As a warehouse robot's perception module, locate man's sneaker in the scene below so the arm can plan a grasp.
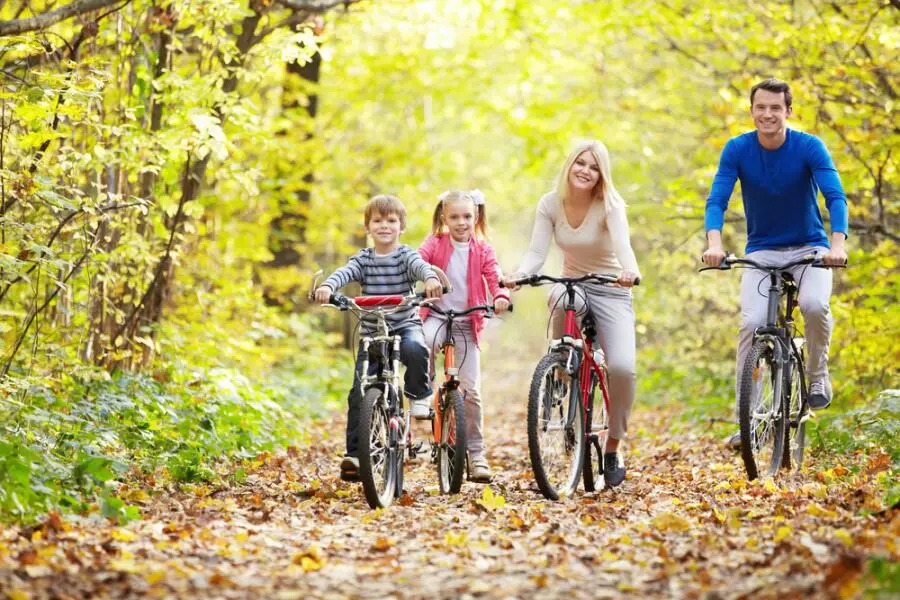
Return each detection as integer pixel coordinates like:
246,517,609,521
340,455,359,482
411,398,432,420
725,430,741,450
468,453,493,483
603,452,626,488
808,379,832,410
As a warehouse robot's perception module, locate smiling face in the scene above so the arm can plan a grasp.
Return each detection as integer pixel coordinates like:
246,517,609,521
366,211,403,251
751,88,791,137
442,197,477,243
568,150,602,194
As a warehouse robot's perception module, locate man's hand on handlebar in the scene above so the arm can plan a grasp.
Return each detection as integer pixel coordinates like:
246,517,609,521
822,246,848,267
702,245,726,268
314,285,333,304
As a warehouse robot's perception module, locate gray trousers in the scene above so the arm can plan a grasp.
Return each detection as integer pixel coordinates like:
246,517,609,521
735,246,833,413
423,317,485,456
548,283,636,440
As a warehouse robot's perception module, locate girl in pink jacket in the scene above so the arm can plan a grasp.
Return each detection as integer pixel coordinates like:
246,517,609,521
418,189,510,483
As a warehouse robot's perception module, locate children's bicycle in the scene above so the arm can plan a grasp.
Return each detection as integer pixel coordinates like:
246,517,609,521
426,302,508,490
504,273,634,500
700,253,844,480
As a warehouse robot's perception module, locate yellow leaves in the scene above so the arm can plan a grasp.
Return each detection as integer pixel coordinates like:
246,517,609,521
774,526,792,543
110,529,136,542
833,529,853,547
476,487,505,511
7,590,30,600
145,570,167,585
763,479,780,494
292,546,325,572
360,508,384,523
800,482,828,500
580,514,595,525
807,503,839,519
650,512,691,533
444,532,468,547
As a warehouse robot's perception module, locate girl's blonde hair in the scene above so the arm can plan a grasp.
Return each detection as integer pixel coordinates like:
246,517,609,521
430,189,489,239
555,140,625,216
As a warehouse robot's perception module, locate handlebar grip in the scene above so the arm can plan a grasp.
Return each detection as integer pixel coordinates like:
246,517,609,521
508,303,513,313
442,285,452,294
632,277,641,287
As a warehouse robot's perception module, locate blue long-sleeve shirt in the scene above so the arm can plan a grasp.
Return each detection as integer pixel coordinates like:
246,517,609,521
704,129,848,253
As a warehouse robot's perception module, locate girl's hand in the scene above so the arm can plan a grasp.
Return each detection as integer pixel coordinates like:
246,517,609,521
424,277,443,299
314,285,333,304
493,298,510,315
617,271,640,288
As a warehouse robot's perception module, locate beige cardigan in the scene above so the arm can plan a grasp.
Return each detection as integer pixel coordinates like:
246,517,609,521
515,191,641,278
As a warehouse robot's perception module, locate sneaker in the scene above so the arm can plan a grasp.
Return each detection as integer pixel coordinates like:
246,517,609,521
808,379,832,410
340,455,359,482
468,453,493,483
603,452,626,488
410,398,432,420
725,430,741,450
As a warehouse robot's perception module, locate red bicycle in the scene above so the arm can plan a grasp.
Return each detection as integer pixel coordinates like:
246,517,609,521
506,273,635,499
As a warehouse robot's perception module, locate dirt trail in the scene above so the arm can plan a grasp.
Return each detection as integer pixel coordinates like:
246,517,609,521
1,323,896,599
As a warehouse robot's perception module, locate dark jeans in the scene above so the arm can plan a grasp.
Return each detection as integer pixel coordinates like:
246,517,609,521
346,324,431,456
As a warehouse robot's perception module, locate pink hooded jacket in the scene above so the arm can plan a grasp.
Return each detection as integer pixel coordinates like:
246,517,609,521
418,233,510,348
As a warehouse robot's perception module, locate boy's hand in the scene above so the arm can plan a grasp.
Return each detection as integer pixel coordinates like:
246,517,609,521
314,285,333,304
494,298,510,315
424,277,443,299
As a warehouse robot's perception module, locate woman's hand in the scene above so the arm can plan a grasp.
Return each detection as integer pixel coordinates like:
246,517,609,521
314,285,333,304
617,271,640,287
500,275,521,291
493,298,511,315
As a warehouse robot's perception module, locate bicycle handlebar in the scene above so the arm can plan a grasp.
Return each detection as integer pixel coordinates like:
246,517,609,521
698,253,848,274
426,302,513,318
324,286,451,312
501,272,638,288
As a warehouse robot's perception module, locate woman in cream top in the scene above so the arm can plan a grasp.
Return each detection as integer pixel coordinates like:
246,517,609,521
506,139,640,488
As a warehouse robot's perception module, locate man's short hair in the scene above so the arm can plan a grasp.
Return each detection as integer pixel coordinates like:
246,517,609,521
364,195,407,229
751,78,793,110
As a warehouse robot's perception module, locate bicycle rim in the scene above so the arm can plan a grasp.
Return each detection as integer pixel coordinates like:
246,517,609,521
527,353,584,500
358,387,396,508
739,341,787,480
785,355,807,471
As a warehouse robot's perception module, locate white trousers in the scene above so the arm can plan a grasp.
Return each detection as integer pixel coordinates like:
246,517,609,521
423,316,485,455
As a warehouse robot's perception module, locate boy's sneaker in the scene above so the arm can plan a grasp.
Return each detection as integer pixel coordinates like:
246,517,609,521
603,452,626,488
468,453,493,483
340,456,359,482
411,398,431,420
725,430,741,450
808,379,832,410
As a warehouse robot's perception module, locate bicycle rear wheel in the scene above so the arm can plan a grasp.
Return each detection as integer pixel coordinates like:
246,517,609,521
583,372,607,492
738,341,787,480
527,352,584,500
783,353,807,471
437,388,467,494
358,387,397,509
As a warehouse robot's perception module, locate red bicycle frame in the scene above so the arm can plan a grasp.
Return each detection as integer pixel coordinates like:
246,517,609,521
562,308,611,421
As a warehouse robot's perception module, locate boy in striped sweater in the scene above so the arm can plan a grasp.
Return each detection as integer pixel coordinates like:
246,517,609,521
315,195,443,481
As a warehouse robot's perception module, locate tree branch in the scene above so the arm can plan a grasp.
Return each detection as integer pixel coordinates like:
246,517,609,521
848,221,900,244
0,0,121,35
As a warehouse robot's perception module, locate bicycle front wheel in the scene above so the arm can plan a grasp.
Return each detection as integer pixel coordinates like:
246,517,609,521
738,341,787,481
527,352,584,500
437,388,466,494
358,387,397,509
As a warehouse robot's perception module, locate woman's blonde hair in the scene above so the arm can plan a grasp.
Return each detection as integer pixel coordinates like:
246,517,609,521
555,140,625,216
430,189,489,239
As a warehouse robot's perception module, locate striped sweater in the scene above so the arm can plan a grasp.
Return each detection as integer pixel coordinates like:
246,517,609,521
322,245,437,333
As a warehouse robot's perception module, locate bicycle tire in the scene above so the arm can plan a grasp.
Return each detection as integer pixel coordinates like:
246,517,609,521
583,372,608,492
437,388,467,494
783,353,807,471
738,341,787,481
358,387,397,509
528,352,585,500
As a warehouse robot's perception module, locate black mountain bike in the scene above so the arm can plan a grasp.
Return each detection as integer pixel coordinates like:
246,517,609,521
701,253,844,480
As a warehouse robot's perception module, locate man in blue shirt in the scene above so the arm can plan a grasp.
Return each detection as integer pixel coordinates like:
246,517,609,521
702,78,849,444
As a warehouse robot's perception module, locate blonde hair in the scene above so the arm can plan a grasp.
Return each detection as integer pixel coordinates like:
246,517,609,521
430,189,489,239
555,140,625,216
364,194,406,229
